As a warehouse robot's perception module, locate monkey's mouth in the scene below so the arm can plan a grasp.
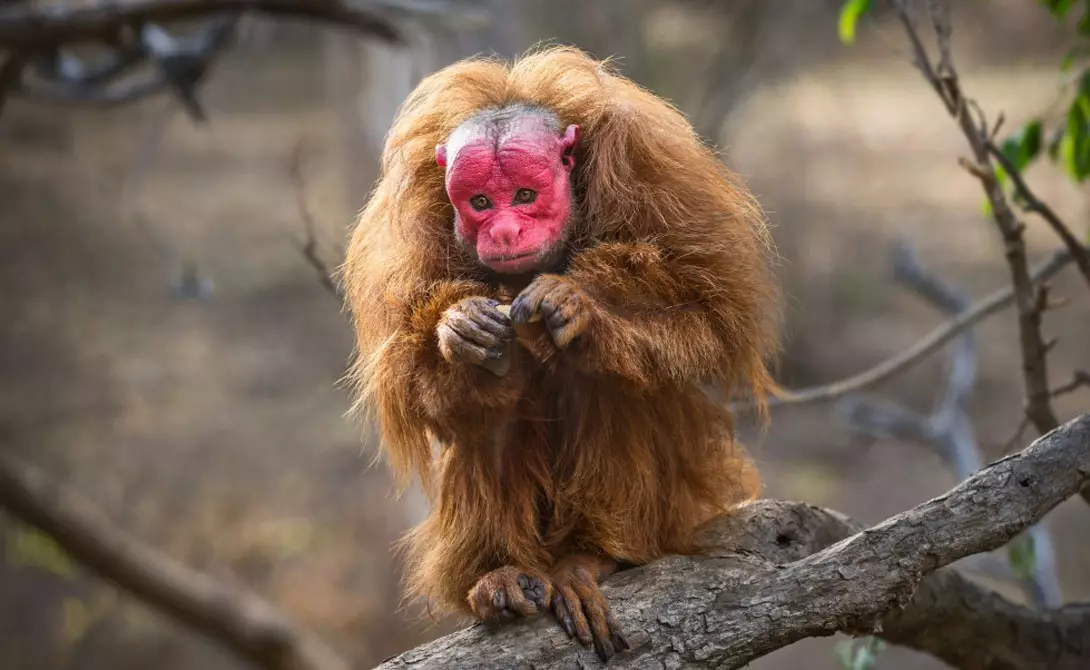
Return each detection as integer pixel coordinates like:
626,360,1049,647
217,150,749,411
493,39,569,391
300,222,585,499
481,250,542,274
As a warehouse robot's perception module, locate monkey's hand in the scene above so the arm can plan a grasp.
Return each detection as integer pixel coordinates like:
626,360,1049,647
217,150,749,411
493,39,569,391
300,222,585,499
510,274,592,349
550,554,630,662
437,296,514,377
467,566,553,629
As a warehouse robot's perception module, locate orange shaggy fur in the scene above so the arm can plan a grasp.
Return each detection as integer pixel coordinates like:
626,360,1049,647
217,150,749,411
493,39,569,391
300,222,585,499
341,46,781,620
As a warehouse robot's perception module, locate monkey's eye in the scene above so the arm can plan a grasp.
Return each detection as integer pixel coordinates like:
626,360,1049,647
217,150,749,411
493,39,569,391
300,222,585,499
513,188,537,205
469,195,492,211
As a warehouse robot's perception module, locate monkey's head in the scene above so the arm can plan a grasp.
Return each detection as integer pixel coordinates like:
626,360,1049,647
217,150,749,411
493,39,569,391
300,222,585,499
436,104,579,275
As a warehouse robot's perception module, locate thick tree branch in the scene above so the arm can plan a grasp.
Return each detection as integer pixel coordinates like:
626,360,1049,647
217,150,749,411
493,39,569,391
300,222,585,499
0,450,349,670
375,414,1090,669
837,241,1062,607
0,0,406,50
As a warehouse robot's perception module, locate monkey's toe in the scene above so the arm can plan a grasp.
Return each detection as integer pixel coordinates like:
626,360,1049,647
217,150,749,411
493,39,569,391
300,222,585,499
467,566,552,628
550,567,630,662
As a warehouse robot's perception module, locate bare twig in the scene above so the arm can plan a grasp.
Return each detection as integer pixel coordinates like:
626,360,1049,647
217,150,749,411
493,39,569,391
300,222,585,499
988,141,1090,295
0,450,349,670
1052,369,1090,398
750,246,1080,409
837,241,1062,607
288,142,343,300
895,3,1068,481
375,415,1090,669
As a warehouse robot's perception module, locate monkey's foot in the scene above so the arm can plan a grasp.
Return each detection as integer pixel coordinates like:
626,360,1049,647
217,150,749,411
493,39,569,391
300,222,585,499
467,566,552,628
550,557,631,662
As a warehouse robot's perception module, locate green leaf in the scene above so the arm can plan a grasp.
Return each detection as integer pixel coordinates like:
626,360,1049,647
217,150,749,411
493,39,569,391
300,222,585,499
1001,119,1044,170
838,0,873,45
1079,8,1090,36
6,526,77,580
1039,0,1077,18
1064,93,1090,180
1007,534,1038,580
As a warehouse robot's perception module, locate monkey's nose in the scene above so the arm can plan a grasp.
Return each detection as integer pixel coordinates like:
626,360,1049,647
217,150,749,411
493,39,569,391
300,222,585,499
489,220,521,248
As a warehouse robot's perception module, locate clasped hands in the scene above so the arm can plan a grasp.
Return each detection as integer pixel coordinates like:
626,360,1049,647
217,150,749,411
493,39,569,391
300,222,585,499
436,274,590,376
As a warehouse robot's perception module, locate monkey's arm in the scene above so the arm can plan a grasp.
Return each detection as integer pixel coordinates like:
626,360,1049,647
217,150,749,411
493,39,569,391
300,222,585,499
512,242,771,391
373,279,528,442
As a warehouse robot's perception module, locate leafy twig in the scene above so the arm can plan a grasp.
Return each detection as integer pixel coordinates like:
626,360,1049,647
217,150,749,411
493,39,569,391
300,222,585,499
987,141,1090,296
894,0,1068,472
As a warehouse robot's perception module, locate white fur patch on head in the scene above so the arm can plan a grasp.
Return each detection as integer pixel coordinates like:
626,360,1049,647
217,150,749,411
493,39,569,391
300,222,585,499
440,104,563,175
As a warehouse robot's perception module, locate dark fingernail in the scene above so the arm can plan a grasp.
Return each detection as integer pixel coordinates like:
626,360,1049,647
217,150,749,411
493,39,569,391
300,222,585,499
594,638,614,662
517,574,530,590
613,631,631,652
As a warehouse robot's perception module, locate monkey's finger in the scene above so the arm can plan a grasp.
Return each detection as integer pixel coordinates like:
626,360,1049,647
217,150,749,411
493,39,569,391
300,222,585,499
464,301,515,335
491,588,507,613
607,611,632,653
509,284,549,324
559,585,592,647
498,574,539,617
572,581,616,661
437,325,489,366
445,309,507,348
551,592,576,638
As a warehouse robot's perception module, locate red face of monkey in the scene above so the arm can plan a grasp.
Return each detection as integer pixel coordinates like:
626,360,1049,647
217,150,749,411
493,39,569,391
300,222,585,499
437,115,579,274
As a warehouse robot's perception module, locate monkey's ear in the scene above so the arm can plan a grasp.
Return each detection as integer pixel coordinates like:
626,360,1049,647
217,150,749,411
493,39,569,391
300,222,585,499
435,144,448,168
561,124,579,171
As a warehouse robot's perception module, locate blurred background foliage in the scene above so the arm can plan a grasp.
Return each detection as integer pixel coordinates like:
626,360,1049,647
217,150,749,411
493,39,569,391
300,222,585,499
1,1,1089,669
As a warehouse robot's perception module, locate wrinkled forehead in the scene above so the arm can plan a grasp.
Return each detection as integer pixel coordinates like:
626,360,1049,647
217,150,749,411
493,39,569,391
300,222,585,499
444,105,564,175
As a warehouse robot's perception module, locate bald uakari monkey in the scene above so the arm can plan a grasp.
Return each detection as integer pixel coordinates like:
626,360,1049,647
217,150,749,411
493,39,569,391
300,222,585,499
341,46,781,662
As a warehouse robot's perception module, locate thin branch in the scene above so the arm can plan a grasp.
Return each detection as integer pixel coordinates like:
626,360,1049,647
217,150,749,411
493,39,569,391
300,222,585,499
988,141,1090,295
288,141,343,300
895,2,1066,460
1052,369,1090,398
375,414,1090,669
750,245,1079,409
0,451,349,670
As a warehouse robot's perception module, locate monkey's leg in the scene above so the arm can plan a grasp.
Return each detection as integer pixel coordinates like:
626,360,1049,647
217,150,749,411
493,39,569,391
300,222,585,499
549,553,631,661
467,565,552,628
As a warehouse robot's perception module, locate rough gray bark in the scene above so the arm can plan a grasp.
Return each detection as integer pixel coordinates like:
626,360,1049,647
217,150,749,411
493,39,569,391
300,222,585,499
376,414,1090,670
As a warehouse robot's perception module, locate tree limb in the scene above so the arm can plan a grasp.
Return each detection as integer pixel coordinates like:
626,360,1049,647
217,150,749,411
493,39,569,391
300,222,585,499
836,240,1063,607
375,413,1090,669
0,450,350,670
0,0,408,49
